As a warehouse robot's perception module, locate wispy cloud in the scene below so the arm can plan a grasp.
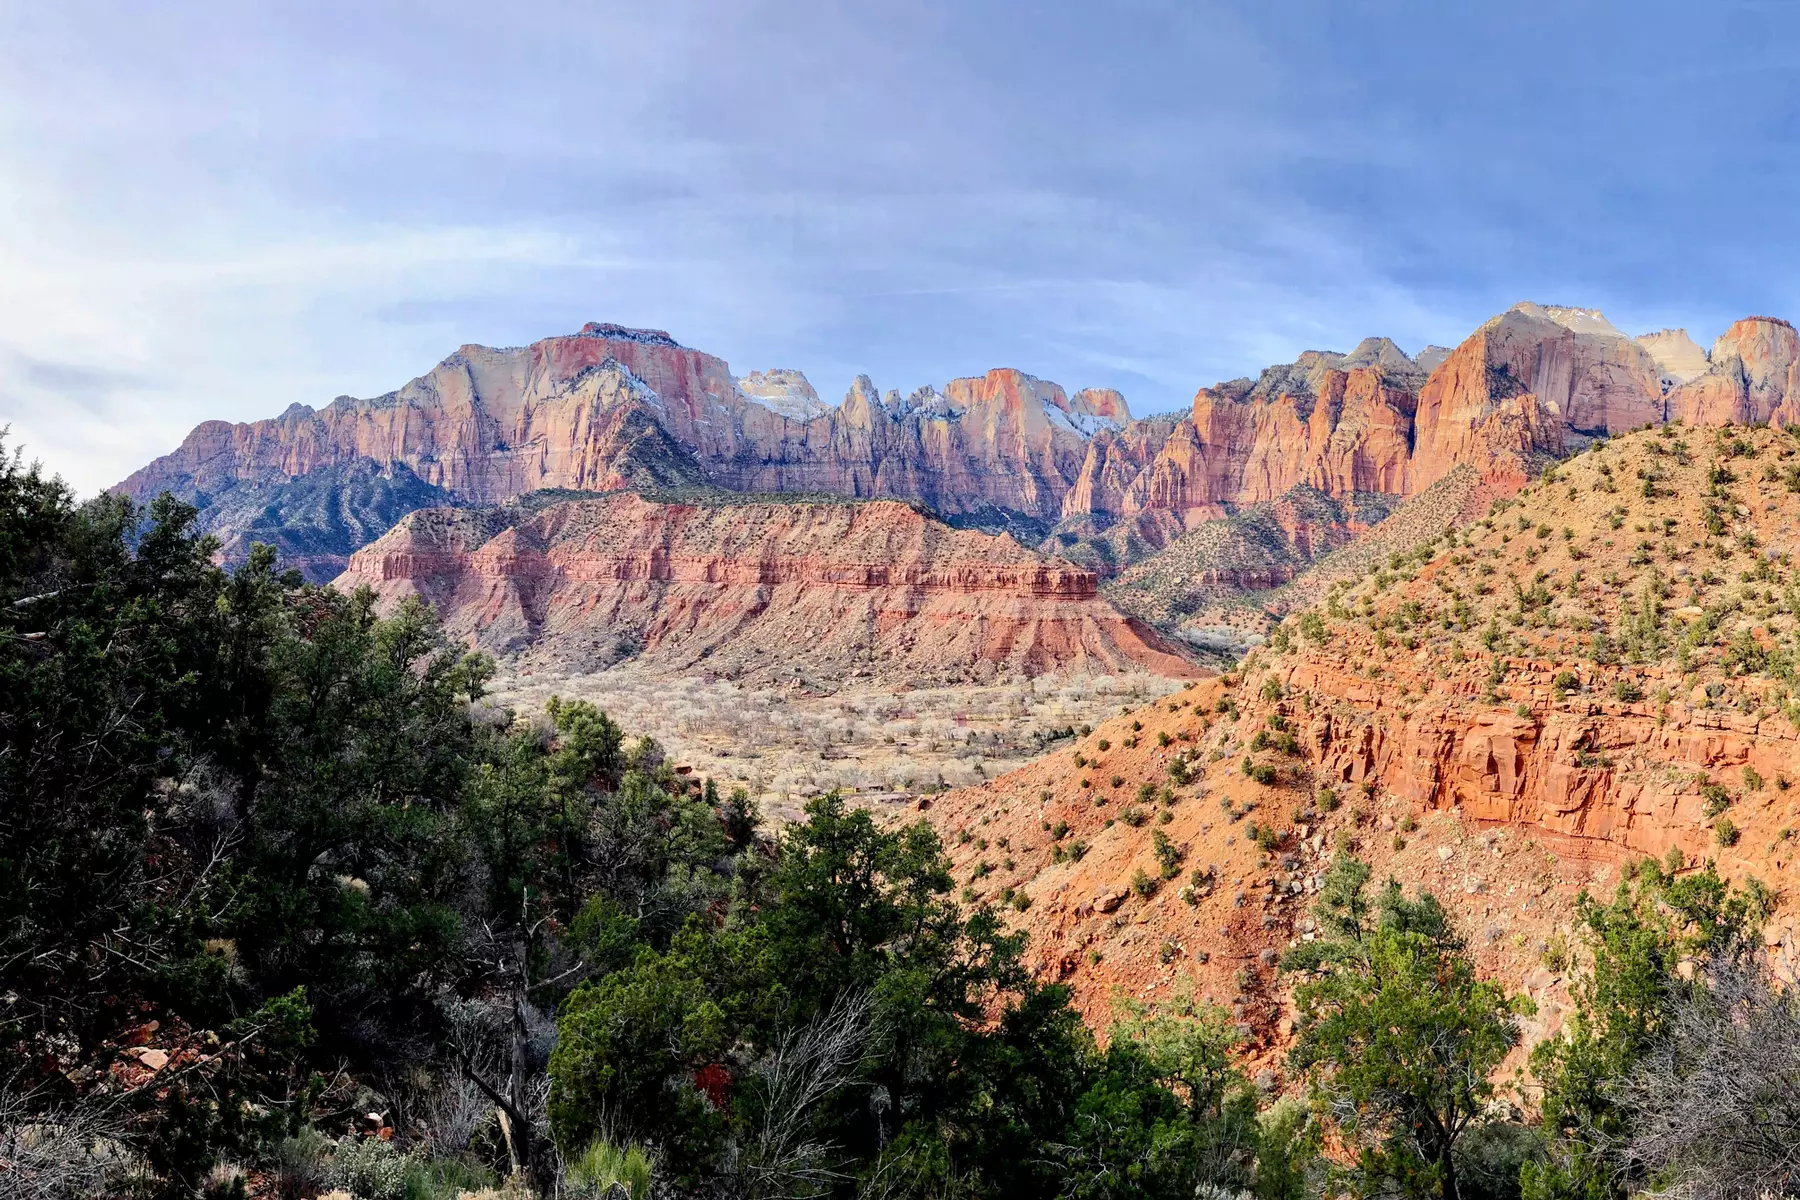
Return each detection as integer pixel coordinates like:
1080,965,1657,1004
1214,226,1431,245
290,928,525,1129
3,0,1798,493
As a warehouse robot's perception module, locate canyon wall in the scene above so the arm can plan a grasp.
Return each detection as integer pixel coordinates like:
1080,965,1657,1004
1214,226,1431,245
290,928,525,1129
336,493,1197,685
121,305,1800,586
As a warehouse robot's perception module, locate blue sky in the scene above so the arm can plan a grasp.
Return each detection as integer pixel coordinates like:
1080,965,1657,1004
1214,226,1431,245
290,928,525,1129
4,0,1800,492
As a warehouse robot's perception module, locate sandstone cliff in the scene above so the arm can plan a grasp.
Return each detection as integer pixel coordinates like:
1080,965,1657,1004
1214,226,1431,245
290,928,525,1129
336,492,1197,685
1637,328,1710,388
1667,317,1800,427
121,306,1800,595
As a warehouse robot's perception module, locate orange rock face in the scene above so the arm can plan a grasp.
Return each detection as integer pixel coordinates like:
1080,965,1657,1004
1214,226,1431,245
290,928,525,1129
1668,317,1800,427
1411,305,1666,488
120,305,1800,599
121,328,1134,528
336,494,1197,684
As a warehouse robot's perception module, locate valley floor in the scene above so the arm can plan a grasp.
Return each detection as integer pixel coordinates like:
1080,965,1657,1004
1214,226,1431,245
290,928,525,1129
484,663,1187,822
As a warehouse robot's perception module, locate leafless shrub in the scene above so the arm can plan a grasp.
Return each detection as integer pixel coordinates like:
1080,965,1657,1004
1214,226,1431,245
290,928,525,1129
0,1084,133,1200
727,990,878,1200
421,1068,490,1154
1619,954,1800,1200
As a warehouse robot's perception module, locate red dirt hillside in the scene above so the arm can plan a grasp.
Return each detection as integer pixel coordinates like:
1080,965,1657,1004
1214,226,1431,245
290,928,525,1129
924,420,1800,1068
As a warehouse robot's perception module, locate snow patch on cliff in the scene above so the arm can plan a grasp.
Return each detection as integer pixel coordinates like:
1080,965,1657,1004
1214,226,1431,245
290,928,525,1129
735,368,828,420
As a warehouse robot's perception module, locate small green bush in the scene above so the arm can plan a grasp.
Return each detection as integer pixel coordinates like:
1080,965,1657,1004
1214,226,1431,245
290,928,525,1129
325,1137,411,1200
567,1138,654,1200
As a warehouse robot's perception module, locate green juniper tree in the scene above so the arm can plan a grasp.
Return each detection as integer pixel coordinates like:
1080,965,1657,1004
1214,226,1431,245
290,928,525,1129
1284,856,1531,1200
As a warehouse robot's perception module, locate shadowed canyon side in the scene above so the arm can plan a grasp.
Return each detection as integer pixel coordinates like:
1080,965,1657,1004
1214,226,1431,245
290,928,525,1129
918,421,1800,1040
335,493,1198,685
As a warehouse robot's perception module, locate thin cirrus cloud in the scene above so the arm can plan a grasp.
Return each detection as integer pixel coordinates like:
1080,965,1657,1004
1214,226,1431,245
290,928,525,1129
3,0,1799,493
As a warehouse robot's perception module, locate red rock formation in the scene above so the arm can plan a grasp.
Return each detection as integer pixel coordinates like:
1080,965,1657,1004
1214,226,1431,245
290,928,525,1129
121,328,1130,528
1668,317,1800,427
916,425,1800,1026
337,494,1197,684
120,306,1800,600
1412,304,1664,488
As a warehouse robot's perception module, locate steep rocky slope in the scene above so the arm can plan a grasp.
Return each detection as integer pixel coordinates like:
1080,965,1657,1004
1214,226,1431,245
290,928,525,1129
921,421,1800,1058
1101,486,1401,629
336,491,1196,686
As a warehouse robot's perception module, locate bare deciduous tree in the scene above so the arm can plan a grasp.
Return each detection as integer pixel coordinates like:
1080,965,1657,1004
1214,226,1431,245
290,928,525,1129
730,990,878,1200
1620,954,1800,1200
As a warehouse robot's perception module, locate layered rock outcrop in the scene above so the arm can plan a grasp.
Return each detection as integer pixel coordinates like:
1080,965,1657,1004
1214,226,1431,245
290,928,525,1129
336,493,1196,684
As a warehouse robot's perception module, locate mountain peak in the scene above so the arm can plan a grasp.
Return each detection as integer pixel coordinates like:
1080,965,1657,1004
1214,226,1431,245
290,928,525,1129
736,368,827,420
1344,336,1420,373
576,322,683,348
1510,302,1627,339
1635,328,1709,387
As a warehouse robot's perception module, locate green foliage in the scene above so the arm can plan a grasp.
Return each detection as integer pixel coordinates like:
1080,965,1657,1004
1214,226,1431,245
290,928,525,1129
324,1136,413,1200
1046,996,1270,1199
1524,861,1767,1200
1284,857,1530,1200
1152,829,1184,878
566,1138,654,1200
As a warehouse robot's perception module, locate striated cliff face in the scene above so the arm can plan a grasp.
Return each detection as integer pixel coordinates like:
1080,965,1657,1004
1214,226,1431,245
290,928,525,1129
1667,317,1800,427
1411,303,1664,487
120,323,1135,522
121,306,1800,592
335,493,1197,685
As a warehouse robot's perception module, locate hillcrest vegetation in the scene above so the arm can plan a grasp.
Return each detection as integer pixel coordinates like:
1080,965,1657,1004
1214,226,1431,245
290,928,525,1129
8,426,1800,1200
